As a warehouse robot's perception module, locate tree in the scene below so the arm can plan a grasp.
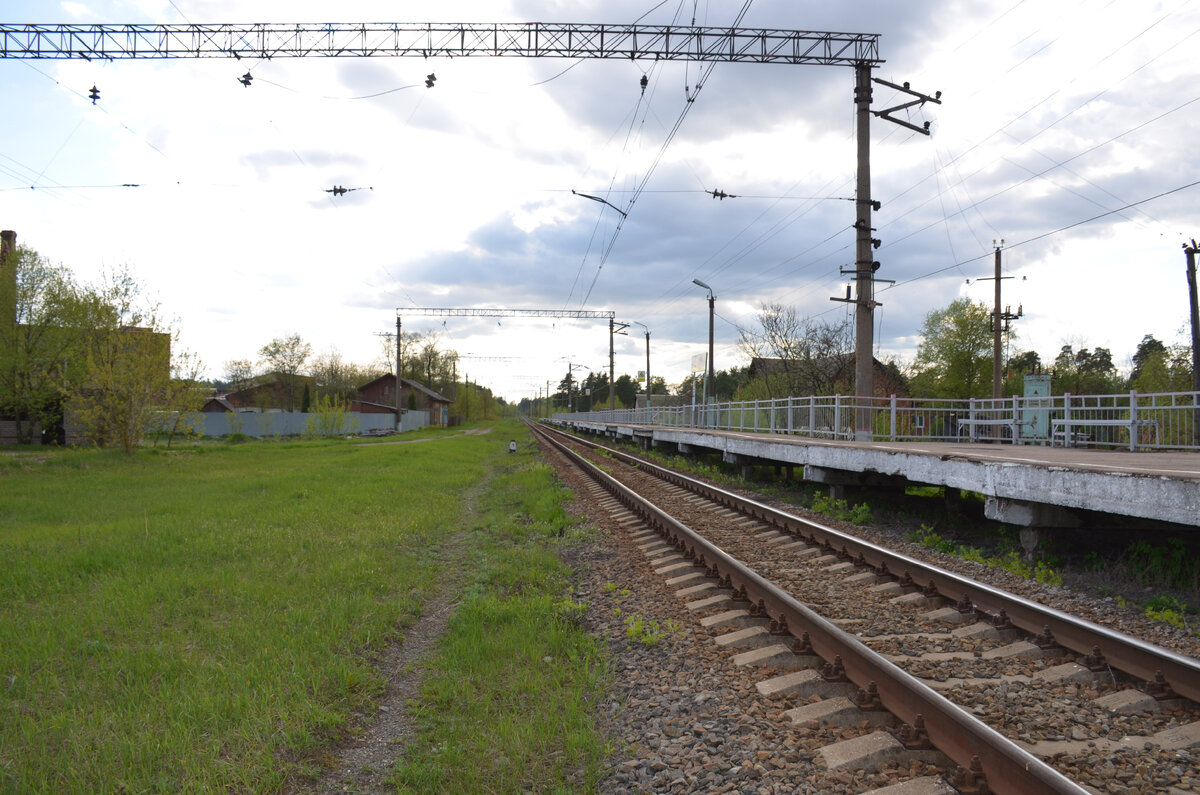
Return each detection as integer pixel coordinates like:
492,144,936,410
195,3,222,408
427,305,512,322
581,371,608,411
156,347,207,448
258,334,311,411
1052,345,1120,395
0,245,89,443
1130,334,1167,385
738,303,853,398
223,358,255,394
66,267,180,453
554,369,579,410
673,367,750,401
613,374,638,408
394,329,459,397
309,348,367,402
454,379,499,421
910,298,994,398
1130,336,1192,393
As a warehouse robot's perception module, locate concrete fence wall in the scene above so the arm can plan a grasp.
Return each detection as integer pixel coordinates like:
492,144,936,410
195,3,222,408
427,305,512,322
193,411,409,438
399,410,431,433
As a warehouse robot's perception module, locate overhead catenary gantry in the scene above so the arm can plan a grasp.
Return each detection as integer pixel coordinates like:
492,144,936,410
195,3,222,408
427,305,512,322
0,23,879,64
1,21,938,434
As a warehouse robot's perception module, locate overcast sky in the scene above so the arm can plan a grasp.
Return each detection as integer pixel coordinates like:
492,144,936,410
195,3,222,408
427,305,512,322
2,0,1197,402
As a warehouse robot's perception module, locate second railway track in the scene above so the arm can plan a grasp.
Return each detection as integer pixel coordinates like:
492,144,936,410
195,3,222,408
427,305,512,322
530,421,1200,795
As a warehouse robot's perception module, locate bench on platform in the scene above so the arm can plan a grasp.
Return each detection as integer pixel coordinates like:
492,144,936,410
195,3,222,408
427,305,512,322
956,417,1034,442
1050,418,1159,451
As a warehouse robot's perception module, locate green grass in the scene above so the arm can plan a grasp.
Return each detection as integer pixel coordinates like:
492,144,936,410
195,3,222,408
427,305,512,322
0,421,610,792
389,456,609,793
904,525,1065,587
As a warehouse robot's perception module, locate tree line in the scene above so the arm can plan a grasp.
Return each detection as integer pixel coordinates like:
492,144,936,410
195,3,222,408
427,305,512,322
543,297,1195,412
909,298,1194,398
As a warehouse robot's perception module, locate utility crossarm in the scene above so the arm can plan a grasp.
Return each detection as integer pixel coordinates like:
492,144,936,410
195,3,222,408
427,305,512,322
399,307,614,320
0,23,881,66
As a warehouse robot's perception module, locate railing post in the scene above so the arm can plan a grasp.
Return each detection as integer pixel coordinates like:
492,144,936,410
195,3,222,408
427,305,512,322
809,396,816,438
787,397,794,435
834,395,842,440
1063,393,1072,446
889,394,897,441
1129,390,1138,452
968,397,976,442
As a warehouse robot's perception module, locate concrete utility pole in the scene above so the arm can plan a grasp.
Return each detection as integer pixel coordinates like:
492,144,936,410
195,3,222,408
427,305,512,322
403,314,408,422
968,241,1022,401
706,294,715,402
993,243,1003,399
1186,240,1200,397
853,63,874,440
692,279,716,406
633,322,651,409
843,73,941,440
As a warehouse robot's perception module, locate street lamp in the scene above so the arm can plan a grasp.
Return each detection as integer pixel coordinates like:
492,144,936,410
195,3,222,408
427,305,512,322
632,321,651,410
692,279,715,404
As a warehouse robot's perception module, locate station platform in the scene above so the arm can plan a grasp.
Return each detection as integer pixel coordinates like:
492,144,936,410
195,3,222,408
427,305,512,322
553,419,1200,531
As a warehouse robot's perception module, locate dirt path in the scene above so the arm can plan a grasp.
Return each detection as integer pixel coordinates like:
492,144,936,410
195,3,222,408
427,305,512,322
289,462,492,793
360,425,494,446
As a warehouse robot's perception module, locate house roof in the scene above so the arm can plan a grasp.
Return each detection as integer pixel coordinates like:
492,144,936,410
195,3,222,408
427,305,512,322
402,378,452,404
359,373,452,404
200,396,237,412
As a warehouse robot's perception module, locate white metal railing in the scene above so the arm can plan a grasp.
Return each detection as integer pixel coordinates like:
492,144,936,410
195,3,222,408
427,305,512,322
552,390,1200,452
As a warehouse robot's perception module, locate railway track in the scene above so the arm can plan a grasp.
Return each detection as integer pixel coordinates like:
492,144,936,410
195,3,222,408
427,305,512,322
529,421,1200,794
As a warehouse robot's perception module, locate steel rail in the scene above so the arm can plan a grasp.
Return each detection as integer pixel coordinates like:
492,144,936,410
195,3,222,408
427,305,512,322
542,422,1200,704
531,422,1089,795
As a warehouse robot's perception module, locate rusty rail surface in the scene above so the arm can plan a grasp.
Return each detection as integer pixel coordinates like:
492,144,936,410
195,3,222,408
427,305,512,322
531,422,1091,795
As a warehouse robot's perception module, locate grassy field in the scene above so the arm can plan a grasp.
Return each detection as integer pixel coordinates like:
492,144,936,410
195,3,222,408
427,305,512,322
0,419,610,792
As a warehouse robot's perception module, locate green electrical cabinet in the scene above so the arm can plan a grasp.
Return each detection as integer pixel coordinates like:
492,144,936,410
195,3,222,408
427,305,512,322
1020,374,1052,443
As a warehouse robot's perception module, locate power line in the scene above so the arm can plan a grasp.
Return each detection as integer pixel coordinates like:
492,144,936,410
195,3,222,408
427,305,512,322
886,178,1200,291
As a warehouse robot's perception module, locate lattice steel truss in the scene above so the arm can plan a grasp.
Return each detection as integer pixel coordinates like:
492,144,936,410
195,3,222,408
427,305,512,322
0,22,881,66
